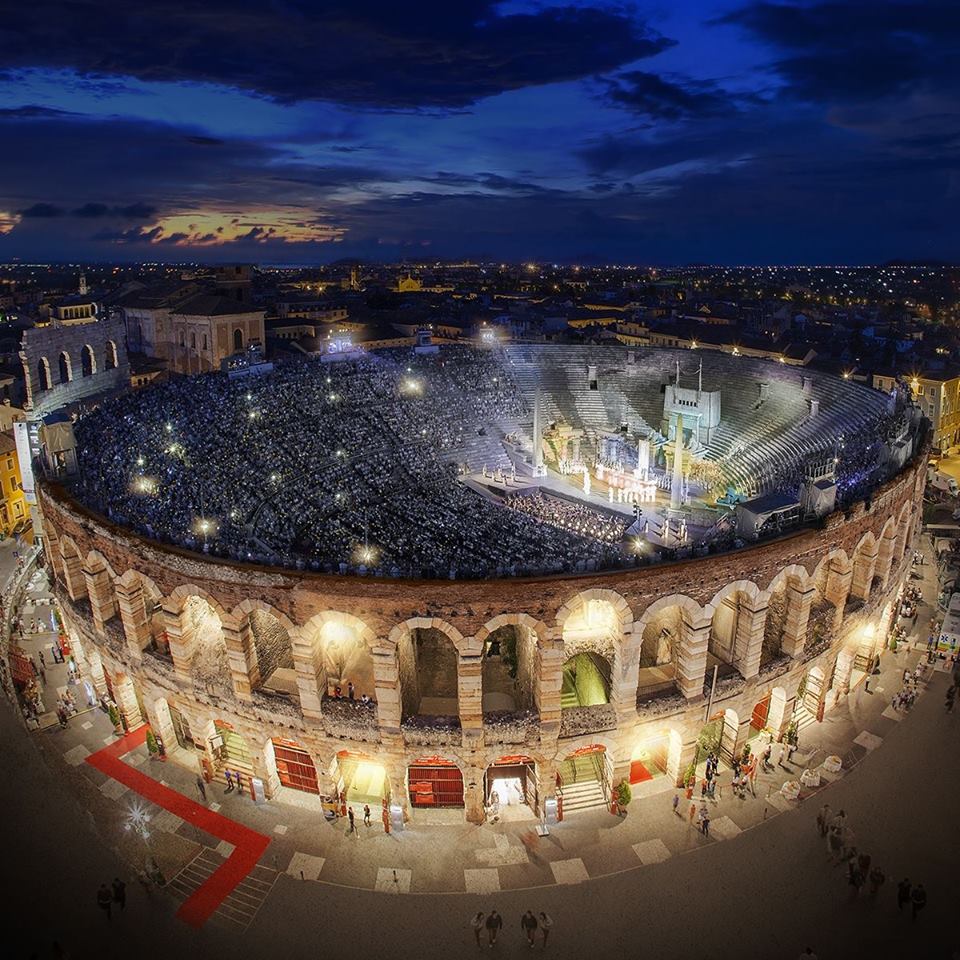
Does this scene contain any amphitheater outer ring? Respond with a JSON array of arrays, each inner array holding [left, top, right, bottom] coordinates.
[[37, 451, 925, 825]]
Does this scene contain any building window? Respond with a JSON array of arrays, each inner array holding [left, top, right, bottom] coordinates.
[[81, 344, 96, 377], [233, 328, 244, 351], [58, 351, 72, 383]]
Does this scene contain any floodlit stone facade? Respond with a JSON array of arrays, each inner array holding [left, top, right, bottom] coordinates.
[[39, 451, 924, 824]]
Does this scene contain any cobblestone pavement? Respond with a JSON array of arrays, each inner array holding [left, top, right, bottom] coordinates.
[[2, 536, 957, 959]]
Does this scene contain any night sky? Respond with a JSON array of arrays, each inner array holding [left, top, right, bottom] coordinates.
[[0, 1, 957, 265]]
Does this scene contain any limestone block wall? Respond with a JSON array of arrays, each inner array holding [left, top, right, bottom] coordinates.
[[39, 451, 924, 823]]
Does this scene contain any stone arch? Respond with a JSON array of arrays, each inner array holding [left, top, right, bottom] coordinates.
[[104, 340, 118, 370], [811, 548, 853, 634], [115, 568, 165, 653], [82, 549, 119, 631], [388, 618, 467, 721], [58, 350, 72, 384], [162, 586, 229, 691], [635, 594, 706, 700], [851, 531, 880, 601], [80, 343, 96, 377], [764, 565, 814, 663], [301, 610, 377, 701], [83, 549, 118, 581], [556, 587, 634, 638], [58, 535, 85, 601], [234, 328, 244, 351], [37, 356, 51, 391], [475, 614, 547, 716], [706, 580, 768, 680], [225, 600, 300, 701]]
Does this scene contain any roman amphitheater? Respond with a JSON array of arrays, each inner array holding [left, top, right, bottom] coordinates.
[[37, 345, 926, 824]]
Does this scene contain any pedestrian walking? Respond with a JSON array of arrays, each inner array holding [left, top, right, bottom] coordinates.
[[363, 803, 371, 826], [672, 794, 680, 816], [816, 804, 831, 837], [701, 809, 711, 837], [897, 878, 911, 911], [96, 883, 113, 921], [868, 866, 885, 898], [539, 912, 552, 948], [348, 681, 355, 700], [471, 912, 485, 947], [224, 768, 234, 792], [196, 777, 207, 802], [688, 801, 697, 826], [486, 910, 503, 946], [235, 771, 244, 796], [112, 877, 126, 911], [38, 650, 45, 668], [911, 883, 927, 921], [521, 910, 538, 947], [347, 806, 355, 833]]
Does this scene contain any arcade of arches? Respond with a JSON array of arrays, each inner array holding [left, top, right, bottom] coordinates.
[[39, 464, 923, 825]]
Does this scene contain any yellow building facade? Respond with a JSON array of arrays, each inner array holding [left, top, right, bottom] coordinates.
[[0, 431, 27, 536]]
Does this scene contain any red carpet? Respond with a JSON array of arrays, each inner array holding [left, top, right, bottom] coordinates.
[[629, 760, 654, 784], [85, 727, 271, 927]]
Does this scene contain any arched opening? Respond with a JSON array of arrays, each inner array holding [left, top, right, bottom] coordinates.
[[795, 666, 826, 728], [481, 623, 537, 715], [58, 351, 72, 384], [398, 626, 458, 719], [638, 606, 682, 698], [210, 719, 251, 785], [334, 750, 387, 808], [167, 701, 195, 750], [561, 651, 611, 707], [762, 573, 806, 665], [812, 552, 852, 634], [708, 589, 753, 678], [557, 744, 610, 815], [105, 340, 118, 371], [37, 357, 51, 391], [407, 756, 464, 809], [81, 344, 96, 377], [484, 755, 538, 819], [190, 332, 197, 350], [306, 614, 375, 703], [250, 608, 297, 701], [184, 596, 230, 696], [271, 737, 319, 794], [695, 708, 740, 771], [233, 327, 244, 351], [630, 729, 682, 786]]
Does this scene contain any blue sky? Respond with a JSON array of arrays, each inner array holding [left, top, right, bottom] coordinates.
[[0, 1, 957, 264]]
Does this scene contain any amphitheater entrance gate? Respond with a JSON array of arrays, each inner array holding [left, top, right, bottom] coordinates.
[[335, 750, 387, 807], [271, 738, 319, 795], [748, 695, 770, 739], [557, 745, 609, 817], [211, 719, 252, 782], [168, 704, 193, 749], [484, 755, 538, 820], [407, 756, 464, 809], [629, 734, 670, 784]]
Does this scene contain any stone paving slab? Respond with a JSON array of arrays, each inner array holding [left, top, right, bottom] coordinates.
[[475, 844, 529, 866], [216, 840, 235, 857], [854, 731, 883, 751], [632, 838, 671, 864], [286, 852, 324, 881], [464, 868, 500, 894], [63, 744, 90, 766], [882, 706, 903, 722], [99, 778, 128, 800], [375, 867, 411, 893], [549, 858, 589, 884], [710, 816, 742, 840], [152, 809, 184, 833]]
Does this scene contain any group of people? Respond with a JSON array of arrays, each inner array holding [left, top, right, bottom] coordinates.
[[503, 492, 627, 548], [817, 805, 927, 918], [94, 878, 126, 921], [471, 909, 553, 948], [73, 347, 630, 579]]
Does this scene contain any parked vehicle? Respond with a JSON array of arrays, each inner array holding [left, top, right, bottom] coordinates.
[[929, 470, 959, 496]]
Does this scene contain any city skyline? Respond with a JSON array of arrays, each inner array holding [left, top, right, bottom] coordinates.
[[1, 0, 957, 265]]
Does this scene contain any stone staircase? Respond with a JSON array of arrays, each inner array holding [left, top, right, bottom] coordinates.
[[558, 754, 608, 811]]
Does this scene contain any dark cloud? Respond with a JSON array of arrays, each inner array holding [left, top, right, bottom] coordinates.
[[72, 201, 158, 218], [0, 1, 671, 109], [718, 1, 960, 105], [184, 135, 225, 146], [601, 71, 740, 120], [18, 202, 64, 217], [0, 104, 75, 119]]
